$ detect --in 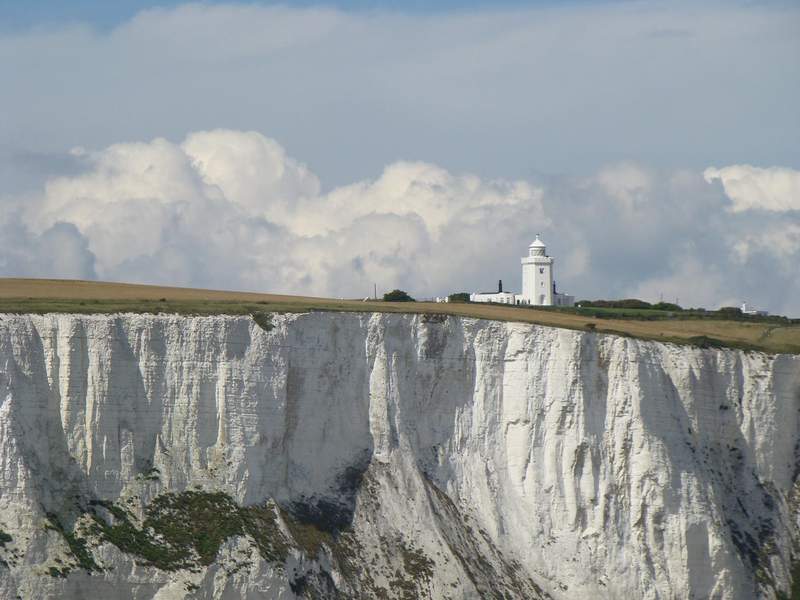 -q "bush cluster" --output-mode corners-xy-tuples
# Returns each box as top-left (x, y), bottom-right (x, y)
(577, 298), (683, 311)
(383, 290), (415, 302)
